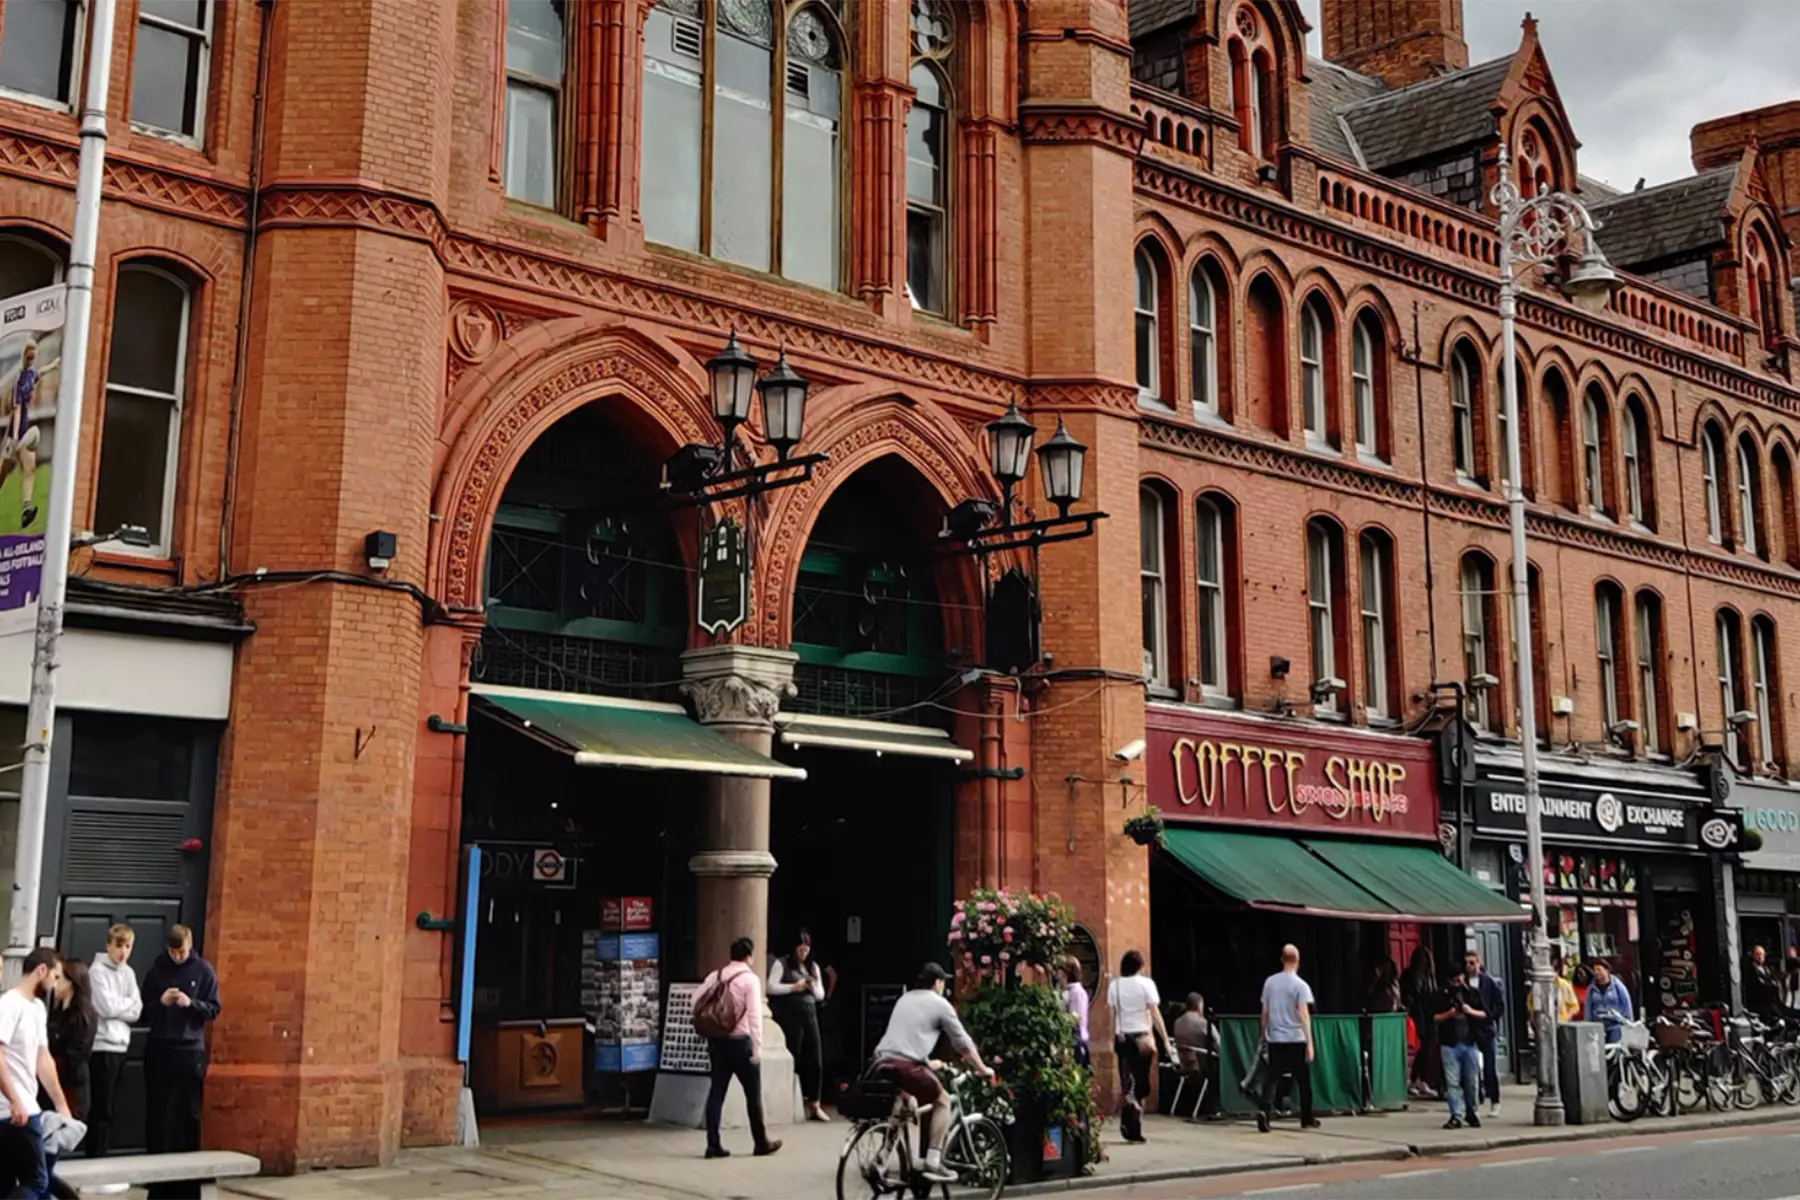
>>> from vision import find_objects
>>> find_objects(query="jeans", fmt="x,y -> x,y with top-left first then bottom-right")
1476,1030 -> 1500,1104
0,1113 -> 48,1199
87,1051 -> 125,1157
1114,1034 -> 1153,1109
1441,1043 -> 1480,1122
771,1001 -> 823,1105
145,1044 -> 207,1200
1260,1042 -> 1314,1124
705,1036 -> 770,1152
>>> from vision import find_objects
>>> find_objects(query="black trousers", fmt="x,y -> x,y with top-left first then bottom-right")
771,1001 -> 823,1104
1260,1041 -> 1315,1124
145,1044 -> 206,1200
705,1036 -> 770,1152
1476,1030 -> 1500,1104
86,1052 -> 125,1157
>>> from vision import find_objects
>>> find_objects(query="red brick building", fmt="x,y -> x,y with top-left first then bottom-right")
0,0 -> 1793,1170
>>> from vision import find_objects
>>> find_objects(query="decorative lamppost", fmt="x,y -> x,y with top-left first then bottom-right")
1493,142 -> 1621,1126
943,408 -> 1105,553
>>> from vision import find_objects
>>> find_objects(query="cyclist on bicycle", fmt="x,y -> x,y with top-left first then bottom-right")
870,962 -> 994,1183
1585,958 -> 1635,1044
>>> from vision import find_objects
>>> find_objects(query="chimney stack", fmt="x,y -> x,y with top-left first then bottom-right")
1320,0 -> 1469,89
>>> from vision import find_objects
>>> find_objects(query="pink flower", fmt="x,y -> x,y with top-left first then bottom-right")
1003,928 -> 1014,942
981,955 -> 993,965
951,911 -> 965,927
947,930 -> 962,942
999,951 -> 1011,962
978,901 -> 998,912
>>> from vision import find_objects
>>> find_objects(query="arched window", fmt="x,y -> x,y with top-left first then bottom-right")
1516,121 -> 1559,200
1595,583 -> 1625,733
1134,245 -> 1162,401
640,0 -> 848,289
1227,5 -> 1277,161
1358,530 -> 1396,720
0,234 -> 64,298
1622,396 -> 1655,527
1246,274 -> 1287,436
1307,518 -> 1347,716
504,0 -> 568,208
1252,49 -> 1277,162
1300,296 -> 1331,443
1140,485 -> 1171,687
1542,367 -> 1576,509
1451,343 -> 1482,483
906,60 -> 950,312
1702,421 -> 1728,544
1746,224 -> 1781,349
1581,385 -> 1613,516
1718,609 -> 1747,768
1754,616 -> 1784,771
1495,360 -> 1533,496
1460,552 -> 1500,731
1738,434 -> 1764,558
96,264 -> 192,556
1635,591 -> 1667,755
1228,39 -> 1255,158
1775,445 -> 1800,568
1196,494 -> 1238,699
1352,311 -> 1385,460
1191,266 -> 1218,416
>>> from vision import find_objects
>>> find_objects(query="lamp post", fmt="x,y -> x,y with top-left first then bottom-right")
1493,141 -> 1620,1126
664,332 -> 827,507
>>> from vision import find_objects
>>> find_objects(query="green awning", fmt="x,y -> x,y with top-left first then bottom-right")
1162,828 -> 1402,921
1301,838 -> 1531,924
774,713 -> 973,763
472,685 -> 806,781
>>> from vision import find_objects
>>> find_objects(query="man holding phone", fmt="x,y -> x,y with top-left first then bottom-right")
141,926 -> 220,1198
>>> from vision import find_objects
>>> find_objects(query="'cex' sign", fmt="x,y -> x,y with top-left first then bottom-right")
602,896 -> 654,931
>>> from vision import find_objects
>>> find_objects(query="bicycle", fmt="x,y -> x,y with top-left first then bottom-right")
1725,1015 -> 1798,1109
1605,1020 -> 1652,1121
836,1065 -> 1011,1200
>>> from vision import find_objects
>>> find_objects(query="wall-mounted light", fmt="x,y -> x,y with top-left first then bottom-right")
365,530 -> 398,572
1269,655 -> 1291,679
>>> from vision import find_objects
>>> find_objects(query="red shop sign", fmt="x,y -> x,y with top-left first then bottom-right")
1145,706 -> 1440,841
602,896 -> 655,932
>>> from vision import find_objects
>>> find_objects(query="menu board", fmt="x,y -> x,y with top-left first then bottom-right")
588,932 -> 661,1073
861,984 -> 904,1066
1657,908 -> 1701,1012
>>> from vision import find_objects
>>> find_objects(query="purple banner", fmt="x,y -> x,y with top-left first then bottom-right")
0,283 -> 65,634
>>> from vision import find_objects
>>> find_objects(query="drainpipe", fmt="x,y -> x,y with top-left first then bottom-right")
982,688 -> 1002,887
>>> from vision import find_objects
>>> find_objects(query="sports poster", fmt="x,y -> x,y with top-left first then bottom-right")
0,283 -> 65,635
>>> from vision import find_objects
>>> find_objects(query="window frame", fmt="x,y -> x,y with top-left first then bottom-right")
1300,298 -> 1327,444
1451,347 -> 1479,483
130,0 -> 213,147
1622,397 -> 1652,526
97,261 -> 191,558
1595,584 -> 1622,731
1635,592 -> 1664,756
0,0 -> 85,112
1358,530 -> 1392,721
1190,266 -> 1217,418
905,56 -> 950,313
1754,616 -> 1781,771
1139,485 -> 1169,688
1307,518 -> 1345,717
1460,553 -> 1498,730
1195,495 -> 1230,699
1703,423 -> 1728,544
502,0 -> 570,211
1719,609 -> 1746,768
1134,245 -> 1161,402
1352,314 -> 1379,459
1738,435 -> 1763,558
1581,390 -> 1606,515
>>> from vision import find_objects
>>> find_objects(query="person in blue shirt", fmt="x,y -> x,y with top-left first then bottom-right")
1584,958 -> 1634,1043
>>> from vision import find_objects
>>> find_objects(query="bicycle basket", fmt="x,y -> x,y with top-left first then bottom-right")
1652,1024 -> 1690,1050
1619,1022 -> 1651,1052
839,1078 -> 900,1120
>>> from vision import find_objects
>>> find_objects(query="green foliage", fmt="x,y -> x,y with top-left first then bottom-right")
949,888 -> 1077,974
1123,806 -> 1167,847
959,982 -> 1099,1159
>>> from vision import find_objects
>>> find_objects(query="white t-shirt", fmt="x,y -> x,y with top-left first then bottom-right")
0,989 -> 46,1119
1107,974 -> 1162,1036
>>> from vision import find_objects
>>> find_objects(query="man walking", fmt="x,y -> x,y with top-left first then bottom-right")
1434,966 -> 1486,1130
0,948 -> 73,1198
1257,945 -> 1318,1133
695,937 -> 780,1161
141,926 -> 219,1199
1463,949 -> 1504,1116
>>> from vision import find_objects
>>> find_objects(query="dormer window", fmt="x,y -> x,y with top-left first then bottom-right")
1227,4 -> 1277,162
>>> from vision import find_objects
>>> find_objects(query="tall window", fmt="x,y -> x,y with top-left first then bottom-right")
1581,389 -> 1607,513
1544,368 -> 1576,510
0,0 -> 82,105
1140,487 -> 1168,686
1352,313 -> 1380,458
1595,584 -> 1623,731
1738,435 -> 1764,558
1719,609 -> 1747,768
0,235 -> 64,298
1754,617 -> 1781,771
1359,531 -> 1393,719
906,60 -> 949,311
1451,345 -> 1479,482
1635,592 -> 1665,755
1196,496 -> 1235,698
641,1 -> 846,289
1622,397 -> 1653,526
95,265 -> 190,555
1777,447 -> 1800,568
131,0 -> 211,142
1461,553 -> 1498,730
504,0 -> 566,208
1703,422 -> 1728,543
1190,267 -> 1217,416
1495,362 -> 1532,496
1134,246 -> 1161,401
1300,298 -> 1328,442
1307,519 -> 1346,715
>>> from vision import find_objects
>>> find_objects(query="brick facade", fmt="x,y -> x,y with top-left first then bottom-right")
0,0 -> 1794,1168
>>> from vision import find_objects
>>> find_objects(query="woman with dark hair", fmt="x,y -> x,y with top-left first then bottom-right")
766,931 -> 828,1122
47,959 -> 96,1120
1365,957 -> 1402,1013
1401,946 -> 1440,1098
1105,949 -> 1167,1143
1056,957 -> 1091,1068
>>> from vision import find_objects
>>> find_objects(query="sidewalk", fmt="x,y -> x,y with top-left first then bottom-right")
215,1085 -> 1800,1200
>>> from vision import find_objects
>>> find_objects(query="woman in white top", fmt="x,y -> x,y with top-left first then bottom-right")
1106,948 -> 1168,1142
767,930 -> 829,1121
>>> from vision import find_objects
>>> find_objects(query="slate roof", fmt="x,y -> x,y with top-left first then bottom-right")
1336,57 -> 1513,172
1306,56 -> 1385,165
1129,0 -> 1194,41
1586,167 -> 1737,271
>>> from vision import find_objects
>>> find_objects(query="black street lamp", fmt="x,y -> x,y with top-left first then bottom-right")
1037,419 -> 1086,519
665,332 -> 828,507
943,409 -> 1106,555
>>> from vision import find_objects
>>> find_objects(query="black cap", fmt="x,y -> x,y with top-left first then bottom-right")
918,962 -> 951,985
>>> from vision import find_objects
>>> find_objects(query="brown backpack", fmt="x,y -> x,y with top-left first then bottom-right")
693,964 -> 748,1038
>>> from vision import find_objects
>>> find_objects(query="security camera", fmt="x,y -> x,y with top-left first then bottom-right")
1309,677 -> 1346,702
1113,739 -> 1145,763
1728,710 -> 1759,728
1468,673 -> 1501,691
1607,719 -> 1640,738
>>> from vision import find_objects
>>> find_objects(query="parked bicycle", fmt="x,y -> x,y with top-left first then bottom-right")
1605,1020 -> 1653,1121
837,1065 -> 1011,1200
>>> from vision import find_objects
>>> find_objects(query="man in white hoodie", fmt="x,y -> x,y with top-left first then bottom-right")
88,924 -> 142,1157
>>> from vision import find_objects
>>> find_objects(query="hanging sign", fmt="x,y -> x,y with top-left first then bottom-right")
697,516 -> 748,636
532,847 -> 567,883
0,283 -> 65,636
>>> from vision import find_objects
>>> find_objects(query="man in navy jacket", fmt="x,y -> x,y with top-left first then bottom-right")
140,924 -> 219,1198
1464,949 -> 1505,1116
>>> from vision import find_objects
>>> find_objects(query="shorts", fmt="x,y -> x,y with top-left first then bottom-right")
872,1056 -> 943,1105
4,424 -> 38,461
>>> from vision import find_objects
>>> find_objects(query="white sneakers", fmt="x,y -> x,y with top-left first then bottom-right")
1488,1100 -> 1501,1117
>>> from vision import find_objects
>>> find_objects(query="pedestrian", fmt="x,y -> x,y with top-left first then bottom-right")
44,959 -> 94,1122
1785,944 -> 1800,1011
1055,957 -> 1091,1069
1105,949 -> 1166,1144
141,925 -> 220,1200
1434,967 -> 1486,1130
1744,944 -> 1783,1022
766,930 -> 828,1123
1364,957 -> 1402,1013
0,948 -> 73,1199
1172,993 -> 1217,1118
86,925 -> 140,1158
1256,944 -> 1318,1134
696,937 -> 780,1161
1584,958 -> 1634,1044
1462,948 -> 1504,1116
1401,945 -> 1439,1098
1526,950 -> 1581,1029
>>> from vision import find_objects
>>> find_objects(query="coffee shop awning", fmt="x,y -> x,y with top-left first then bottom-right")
774,713 -> 974,763
1163,828 -> 1528,924
472,685 -> 807,780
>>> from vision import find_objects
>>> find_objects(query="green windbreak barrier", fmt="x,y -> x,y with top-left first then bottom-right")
1161,827 -> 1401,920
1214,1014 -> 1366,1115
1301,838 -> 1531,924
1368,1011 -> 1408,1111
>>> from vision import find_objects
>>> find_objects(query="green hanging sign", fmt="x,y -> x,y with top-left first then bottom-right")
697,517 -> 748,636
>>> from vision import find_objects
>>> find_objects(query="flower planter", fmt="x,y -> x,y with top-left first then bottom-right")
1005,1102 -> 1084,1184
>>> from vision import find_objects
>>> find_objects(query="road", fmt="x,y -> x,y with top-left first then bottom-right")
1078,1120 -> 1800,1200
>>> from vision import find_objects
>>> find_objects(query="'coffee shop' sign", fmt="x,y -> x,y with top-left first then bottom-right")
1146,705 -> 1440,841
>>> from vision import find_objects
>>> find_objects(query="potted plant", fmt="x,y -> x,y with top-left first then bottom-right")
1123,806 -> 1166,847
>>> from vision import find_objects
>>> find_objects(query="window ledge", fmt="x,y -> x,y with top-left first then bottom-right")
0,88 -> 75,118
1147,684 -> 1180,700
128,122 -> 207,159
1138,390 -> 1168,409
1367,715 -> 1400,730
1198,692 -> 1240,711
1454,471 -> 1487,492
1193,405 -> 1229,427
1304,435 -> 1341,457
89,550 -> 177,576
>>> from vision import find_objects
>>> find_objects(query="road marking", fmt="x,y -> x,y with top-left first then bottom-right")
1388,1169 -> 1447,1178
1241,1186 -> 1321,1196
1482,1156 -> 1552,1169
1696,1135 -> 1752,1146
1601,1145 -> 1656,1155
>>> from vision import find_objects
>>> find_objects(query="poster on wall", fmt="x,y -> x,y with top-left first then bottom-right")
0,283 -> 64,635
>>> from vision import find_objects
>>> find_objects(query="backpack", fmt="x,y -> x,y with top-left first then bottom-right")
693,965 -> 747,1038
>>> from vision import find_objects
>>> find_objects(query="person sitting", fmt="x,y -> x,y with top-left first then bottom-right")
1170,993 -> 1217,1119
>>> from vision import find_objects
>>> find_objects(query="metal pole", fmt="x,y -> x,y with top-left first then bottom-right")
4,0 -> 117,983
1496,151 -> 1563,1126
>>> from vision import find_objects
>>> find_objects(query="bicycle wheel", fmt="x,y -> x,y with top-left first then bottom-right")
1646,1053 -> 1674,1118
1608,1054 -> 1647,1122
1706,1044 -> 1744,1111
1673,1053 -> 1704,1114
944,1115 -> 1010,1200
838,1122 -> 901,1200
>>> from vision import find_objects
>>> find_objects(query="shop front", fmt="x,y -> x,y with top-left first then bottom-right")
1146,706 -> 1525,1114
1722,772 -> 1800,1001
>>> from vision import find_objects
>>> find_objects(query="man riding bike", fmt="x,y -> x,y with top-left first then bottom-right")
869,962 -> 994,1183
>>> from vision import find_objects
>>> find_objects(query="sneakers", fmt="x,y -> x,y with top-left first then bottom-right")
807,1107 -> 833,1123
753,1140 -> 783,1157
1467,1112 -> 1482,1129
1301,1119 -> 1322,1129
705,1146 -> 730,1159
920,1165 -> 958,1184
20,505 -> 35,529
1488,1100 -> 1501,1117
1443,1117 -> 1463,1130
1256,1111 -> 1271,1134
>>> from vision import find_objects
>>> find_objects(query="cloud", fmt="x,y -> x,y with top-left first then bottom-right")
1295,0 -> 1800,188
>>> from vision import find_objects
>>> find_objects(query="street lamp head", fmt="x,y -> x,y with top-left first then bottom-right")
986,403 -> 1035,490
1561,244 -> 1620,313
707,330 -> 759,438
756,347 -> 809,461
1037,418 -> 1087,517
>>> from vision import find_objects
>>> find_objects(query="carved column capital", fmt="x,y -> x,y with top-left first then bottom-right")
680,645 -> 799,729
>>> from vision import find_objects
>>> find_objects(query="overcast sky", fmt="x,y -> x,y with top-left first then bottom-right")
1295,0 -> 1800,189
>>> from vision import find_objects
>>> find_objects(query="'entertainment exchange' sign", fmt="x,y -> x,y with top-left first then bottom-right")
1475,779 -> 1704,851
